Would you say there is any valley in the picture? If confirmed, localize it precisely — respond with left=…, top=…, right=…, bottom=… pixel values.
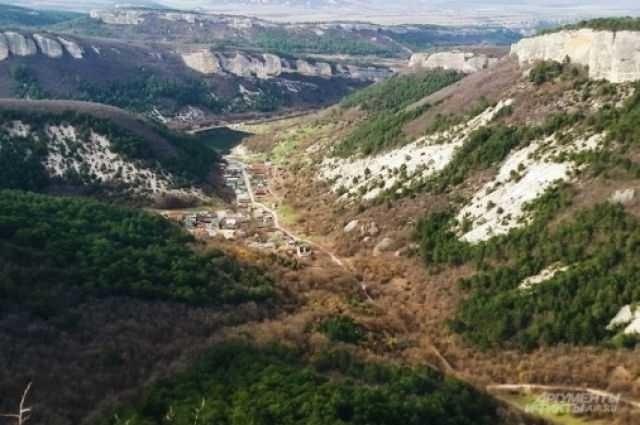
left=2, top=4, right=640, bottom=425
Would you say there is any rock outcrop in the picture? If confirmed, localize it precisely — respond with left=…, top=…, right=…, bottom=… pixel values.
left=0, top=32, right=84, bottom=61
left=510, top=29, right=640, bottom=83
left=408, top=51, right=496, bottom=73
left=33, top=34, right=64, bottom=58
left=182, top=50, right=222, bottom=75
left=180, top=49, right=388, bottom=81
left=295, top=59, right=332, bottom=77
left=58, top=37, right=84, bottom=59
left=89, top=9, right=145, bottom=25
left=4, top=31, right=37, bottom=56
left=0, top=34, right=8, bottom=61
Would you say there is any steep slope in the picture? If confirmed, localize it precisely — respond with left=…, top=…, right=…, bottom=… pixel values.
left=0, top=29, right=380, bottom=125
left=239, top=24, right=640, bottom=424
left=0, top=190, right=274, bottom=425
left=0, top=99, right=219, bottom=203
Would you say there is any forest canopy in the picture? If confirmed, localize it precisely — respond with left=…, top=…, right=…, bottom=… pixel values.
left=99, top=342, right=503, bottom=425
left=0, top=190, right=273, bottom=318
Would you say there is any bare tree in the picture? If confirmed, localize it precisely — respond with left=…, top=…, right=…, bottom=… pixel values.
left=0, top=382, right=32, bottom=425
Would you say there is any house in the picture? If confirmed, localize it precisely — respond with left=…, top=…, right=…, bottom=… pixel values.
left=196, top=212, right=216, bottom=224
left=221, top=217, right=238, bottom=230
left=254, top=185, right=268, bottom=197
left=250, top=164, right=268, bottom=177
left=237, top=194, right=251, bottom=206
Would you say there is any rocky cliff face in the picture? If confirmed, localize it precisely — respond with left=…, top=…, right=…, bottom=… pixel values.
left=33, top=34, right=64, bottom=58
left=4, top=31, right=37, bottom=56
left=180, top=49, right=389, bottom=81
left=511, top=29, right=640, bottom=83
left=408, top=51, right=497, bottom=73
left=0, top=31, right=83, bottom=60
left=89, top=9, right=259, bottom=29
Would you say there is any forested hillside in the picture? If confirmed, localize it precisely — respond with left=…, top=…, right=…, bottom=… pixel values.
left=99, top=343, right=505, bottom=425
left=0, top=104, right=220, bottom=202
left=0, top=190, right=273, bottom=317
left=335, top=69, right=464, bottom=156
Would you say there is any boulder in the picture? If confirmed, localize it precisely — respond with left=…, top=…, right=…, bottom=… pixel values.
left=33, top=34, right=64, bottom=58
left=4, top=32, right=37, bottom=56
left=58, top=37, right=83, bottom=59
left=344, top=219, right=359, bottom=233
left=373, top=237, right=393, bottom=256
left=610, top=188, right=636, bottom=205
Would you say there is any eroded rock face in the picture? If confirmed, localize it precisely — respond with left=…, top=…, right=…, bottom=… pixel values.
left=337, top=64, right=391, bottom=81
left=180, top=49, right=389, bottom=81
left=295, top=59, right=332, bottom=77
left=58, top=37, right=84, bottom=59
left=33, top=34, right=64, bottom=58
left=89, top=10, right=145, bottom=25
left=511, top=29, right=640, bottom=83
left=408, top=51, right=495, bottom=73
left=0, top=33, right=8, bottom=61
left=182, top=50, right=222, bottom=75
left=4, top=32, right=37, bottom=56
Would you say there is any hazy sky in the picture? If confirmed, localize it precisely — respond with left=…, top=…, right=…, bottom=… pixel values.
left=10, top=0, right=640, bottom=25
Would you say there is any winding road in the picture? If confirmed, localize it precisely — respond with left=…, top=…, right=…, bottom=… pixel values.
left=229, top=155, right=372, bottom=300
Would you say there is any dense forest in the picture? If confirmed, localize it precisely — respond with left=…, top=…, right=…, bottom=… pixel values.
left=387, top=25, right=520, bottom=51
left=546, top=17, right=640, bottom=33
left=9, top=64, right=292, bottom=117
left=77, top=75, right=225, bottom=114
left=255, top=28, right=398, bottom=57
left=336, top=70, right=463, bottom=156
left=0, top=190, right=273, bottom=318
left=99, top=342, right=503, bottom=425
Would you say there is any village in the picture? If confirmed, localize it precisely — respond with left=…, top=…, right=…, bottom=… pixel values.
left=161, top=158, right=314, bottom=259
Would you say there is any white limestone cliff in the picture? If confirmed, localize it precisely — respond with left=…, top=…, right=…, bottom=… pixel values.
left=4, top=32, right=37, bottom=56
left=90, top=9, right=145, bottom=25
left=182, top=50, right=222, bottom=75
left=511, top=29, right=640, bottom=83
left=180, top=50, right=386, bottom=80
left=58, top=37, right=84, bottom=59
left=409, top=51, right=496, bottom=73
left=295, top=59, right=332, bottom=77
left=33, top=34, right=64, bottom=58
